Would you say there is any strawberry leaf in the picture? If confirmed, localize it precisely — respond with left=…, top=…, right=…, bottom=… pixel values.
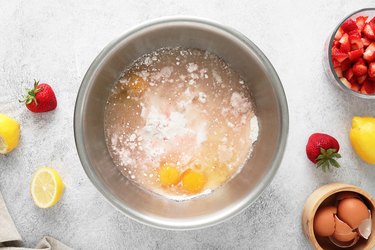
left=19, top=80, right=42, bottom=106
left=315, top=147, right=341, bottom=172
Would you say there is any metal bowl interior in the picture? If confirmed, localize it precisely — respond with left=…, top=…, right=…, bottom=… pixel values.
left=74, top=17, right=288, bottom=230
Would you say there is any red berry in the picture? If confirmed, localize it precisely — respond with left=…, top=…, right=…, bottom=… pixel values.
left=332, top=47, right=348, bottom=63
left=356, top=16, right=368, bottom=31
left=20, top=80, right=57, bottom=113
left=341, top=19, right=358, bottom=33
left=352, top=63, right=368, bottom=76
left=306, top=133, right=341, bottom=172
left=348, top=49, right=364, bottom=61
left=363, top=24, right=375, bottom=40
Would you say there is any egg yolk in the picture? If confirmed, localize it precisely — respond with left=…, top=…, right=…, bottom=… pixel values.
left=158, top=164, right=180, bottom=186
left=127, top=74, right=147, bottom=96
left=181, top=169, right=206, bottom=194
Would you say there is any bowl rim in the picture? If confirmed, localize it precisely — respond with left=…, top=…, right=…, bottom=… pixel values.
left=73, top=15, right=289, bottom=230
left=327, top=8, right=375, bottom=99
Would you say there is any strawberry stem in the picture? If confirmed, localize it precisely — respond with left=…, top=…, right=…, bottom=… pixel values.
left=315, top=148, right=341, bottom=172
left=19, top=80, right=43, bottom=106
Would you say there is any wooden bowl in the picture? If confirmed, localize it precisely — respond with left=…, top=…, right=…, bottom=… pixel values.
left=302, top=183, right=375, bottom=250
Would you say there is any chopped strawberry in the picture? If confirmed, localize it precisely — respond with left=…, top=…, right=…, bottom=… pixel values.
left=332, top=47, right=348, bottom=63
left=348, top=49, right=364, bottom=61
left=341, top=19, right=358, bottom=32
left=341, top=59, right=352, bottom=71
left=333, top=40, right=340, bottom=48
left=332, top=59, right=341, bottom=67
left=339, top=33, right=351, bottom=52
left=363, top=24, right=375, bottom=40
left=352, top=62, right=368, bottom=76
left=345, top=68, right=354, bottom=80
left=334, top=67, right=343, bottom=77
left=361, top=80, right=375, bottom=94
left=348, top=30, right=363, bottom=49
left=357, top=74, right=367, bottom=84
left=356, top=58, right=366, bottom=66
left=335, top=27, right=344, bottom=40
left=356, top=16, right=368, bottom=31
left=350, top=81, right=361, bottom=92
left=340, top=77, right=352, bottom=89
left=363, top=42, right=375, bottom=62
left=369, top=17, right=375, bottom=30
left=362, top=37, right=371, bottom=47
left=369, top=62, right=375, bottom=78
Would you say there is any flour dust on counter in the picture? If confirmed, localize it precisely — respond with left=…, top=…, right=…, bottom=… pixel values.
left=104, top=47, right=258, bottom=200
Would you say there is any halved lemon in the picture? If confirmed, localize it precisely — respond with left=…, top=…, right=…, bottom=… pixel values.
left=0, top=114, right=20, bottom=154
left=31, top=167, right=64, bottom=208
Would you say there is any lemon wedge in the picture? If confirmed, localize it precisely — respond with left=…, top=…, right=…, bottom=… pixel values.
left=31, top=167, right=64, bottom=208
left=350, top=116, right=375, bottom=164
left=0, top=114, right=20, bottom=154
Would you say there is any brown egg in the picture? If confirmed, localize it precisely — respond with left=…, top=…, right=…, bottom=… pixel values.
left=338, top=198, right=370, bottom=229
left=314, top=206, right=337, bottom=237
left=333, top=215, right=358, bottom=242
left=337, top=191, right=361, bottom=201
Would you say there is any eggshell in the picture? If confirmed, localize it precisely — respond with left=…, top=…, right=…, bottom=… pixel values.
left=338, top=198, right=370, bottom=229
left=358, top=211, right=372, bottom=239
left=313, top=206, right=337, bottom=237
left=329, top=235, right=360, bottom=248
left=333, top=215, right=358, bottom=242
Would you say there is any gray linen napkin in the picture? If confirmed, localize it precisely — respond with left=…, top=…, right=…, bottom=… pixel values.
left=0, top=193, right=73, bottom=250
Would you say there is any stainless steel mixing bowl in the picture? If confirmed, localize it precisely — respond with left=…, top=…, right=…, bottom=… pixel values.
left=74, top=17, right=288, bottom=230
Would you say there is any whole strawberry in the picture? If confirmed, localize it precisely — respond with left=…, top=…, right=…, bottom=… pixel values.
left=20, top=80, right=57, bottom=113
left=306, top=133, right=341, bottom=172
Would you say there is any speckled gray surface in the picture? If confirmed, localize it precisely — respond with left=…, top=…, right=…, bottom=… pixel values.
left=1, top=1, right=375, bottom=249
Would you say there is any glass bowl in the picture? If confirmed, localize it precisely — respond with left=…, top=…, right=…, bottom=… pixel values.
left=324, top=8, right=375, bottom=99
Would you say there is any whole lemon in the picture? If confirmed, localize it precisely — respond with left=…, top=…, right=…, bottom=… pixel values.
left=350, top=116, right=375, bottom=164
left=0, top=114, right=20, bottom=154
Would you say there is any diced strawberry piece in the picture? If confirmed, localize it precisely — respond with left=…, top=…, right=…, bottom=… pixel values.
left=341, top=59, right=351, bottom=71
left=332, top=47, right=348, bottom=63
left=339, top=33, right=351, bottom=52
left=345, top=68, right=354, bottom=80
left=349, top=30, right=361, bottom=40
left=341, top=19, right=358, bottom=32
left=357, top=74, right=367, bottom=84
left=363, top=24, right=375, bottom=40
left=368, top=62, right=375, bottom=78
left=356, top=16, right=368, bottom=31
left=332, top=59, right=340, bottom=67
left=333, top=40, right=340, bottom=48
left=369, top=17, right=375, bottom=30
left=352, top=63, right=368, bottom=76
left=362, top=37, right=371, bottom=47
left=356, top=58, right=366, bottom=66
left=348, top=49, right=364, bottom=61
left=335, top=27, right=344, bottom=40
left=340, top=77, right=352, bottom=89
left=361, top=80, right=375, bottom=94
left=348, top=30, right=363, bottom=49
left=351, top=81, right=361, bottom=92
left=363, top=43, right=375, bottom=62
left=334, top=67, right=343, bottom=77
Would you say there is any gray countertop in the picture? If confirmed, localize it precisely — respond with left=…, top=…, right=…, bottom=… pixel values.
left=1, top=1, right=375, bottom=249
